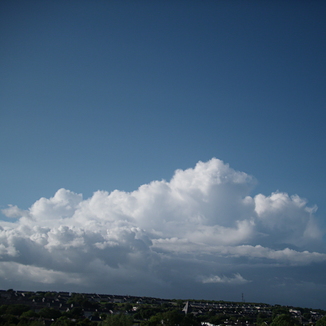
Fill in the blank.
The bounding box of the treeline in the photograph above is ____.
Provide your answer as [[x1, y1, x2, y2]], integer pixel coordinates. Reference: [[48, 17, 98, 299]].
[[1, 291, 326, 326], [1, 303, 326, 326], [0, 303, 198, 326]]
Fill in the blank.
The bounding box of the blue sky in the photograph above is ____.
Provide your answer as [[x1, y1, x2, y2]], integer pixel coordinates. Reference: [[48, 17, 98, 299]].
[[1, 1, 326, 309]]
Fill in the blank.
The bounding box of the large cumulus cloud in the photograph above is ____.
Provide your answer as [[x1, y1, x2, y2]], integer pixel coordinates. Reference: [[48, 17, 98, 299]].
[[1, 158, 325, 307]]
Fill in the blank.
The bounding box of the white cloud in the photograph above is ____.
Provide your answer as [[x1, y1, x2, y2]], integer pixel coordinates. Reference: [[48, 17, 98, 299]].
[[1, 205, 30, 219], [253, 192, 322, 248], [0, 261, 83, 285], [201, 273, 251, 285], [0, 158, 325, 305], [214, 245, 326, 265], [29, 188, 83, 221]]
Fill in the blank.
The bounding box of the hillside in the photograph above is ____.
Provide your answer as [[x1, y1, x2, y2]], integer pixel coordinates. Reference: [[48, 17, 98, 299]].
[[1, 289, 325, 326]]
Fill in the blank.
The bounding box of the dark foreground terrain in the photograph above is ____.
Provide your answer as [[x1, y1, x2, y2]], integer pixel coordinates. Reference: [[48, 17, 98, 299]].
[[0, 289, 325, 326]]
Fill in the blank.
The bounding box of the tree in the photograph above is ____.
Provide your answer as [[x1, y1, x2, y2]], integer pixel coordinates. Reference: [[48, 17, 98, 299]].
[[134, 307, 159, 320], [144, 313, 163, 326], [0, 314, 19, 326], [270, 314, 300, 326], [0, 305, 9, 315], [317, 316, 326, 326], [28, 322, 45, 326], [17, 317, 29, 326], [52, 316, 75, 326], [161, 310, 183, 326], [101, 313, 133, 326], [38, 307, 62, 319], [100, 313, 107, 320], [64, 307, 83, 318], [76, 318, 94, 326], [124, 303, 133, 312], [257, 312, 271, 325], [272, 306, 290, 320], [181, 314, 200, 326], [302, 312, 311, 321], [175, 300, 184, 308], [6, 305, 30, 316], [67, 294, 98, 310], [209, 314, 227, 325], [21, 310, 39, 318]]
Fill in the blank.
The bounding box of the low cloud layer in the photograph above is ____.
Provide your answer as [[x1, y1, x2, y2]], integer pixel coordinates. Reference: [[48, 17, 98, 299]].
[[1, 159, 325, 307], [201, 273, 251, 285]]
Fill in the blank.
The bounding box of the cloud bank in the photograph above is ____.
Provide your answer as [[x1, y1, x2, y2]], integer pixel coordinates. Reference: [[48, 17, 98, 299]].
[[1, 159, 325, 307]]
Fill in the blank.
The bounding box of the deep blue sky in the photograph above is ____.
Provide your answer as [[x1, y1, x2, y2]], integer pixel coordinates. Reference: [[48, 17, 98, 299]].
[[1, 1, 326, 307]]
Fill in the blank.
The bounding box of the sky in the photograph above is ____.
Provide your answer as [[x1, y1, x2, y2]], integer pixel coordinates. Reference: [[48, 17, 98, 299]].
[[1, 0, 326, 309]]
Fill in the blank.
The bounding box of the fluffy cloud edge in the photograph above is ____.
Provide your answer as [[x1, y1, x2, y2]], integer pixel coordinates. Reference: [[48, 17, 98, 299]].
[[0, 158, 325, 292]]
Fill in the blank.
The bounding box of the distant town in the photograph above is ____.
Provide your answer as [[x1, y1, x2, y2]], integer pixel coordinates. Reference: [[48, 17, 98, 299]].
[[1, 289, 325, 325]]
